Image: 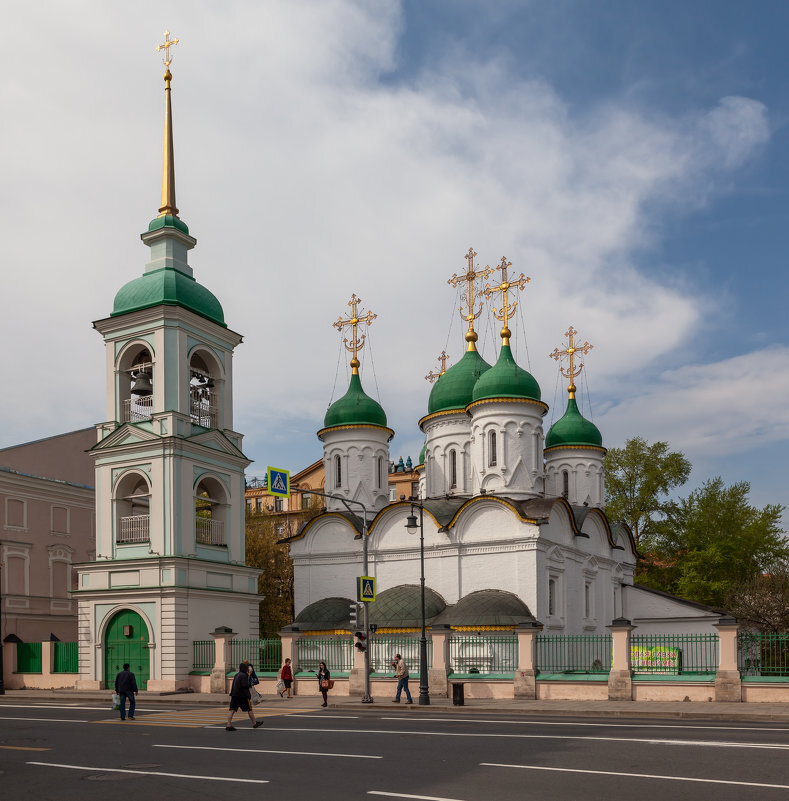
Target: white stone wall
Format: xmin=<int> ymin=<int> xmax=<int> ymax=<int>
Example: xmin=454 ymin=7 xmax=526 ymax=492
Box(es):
xmin=544 ymin=446 xmax=605 ymax=508
xmin=422 ymin=412 xmax=472 ymax=497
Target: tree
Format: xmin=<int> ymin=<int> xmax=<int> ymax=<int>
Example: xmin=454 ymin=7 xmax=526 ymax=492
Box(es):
xmin=639 ymin=478 xmax=788 ymax=608
xmin=245 ymin=497 xmax=321 ymax=637
xmin=604 ymin=436 xmax=691 ymax=547
xmin=726 ymin=561 xmax=789 ymax=633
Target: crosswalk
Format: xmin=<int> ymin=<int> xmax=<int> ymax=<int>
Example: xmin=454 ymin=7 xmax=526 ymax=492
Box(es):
xmin=94 ymin=706 xmax=303 ymax=728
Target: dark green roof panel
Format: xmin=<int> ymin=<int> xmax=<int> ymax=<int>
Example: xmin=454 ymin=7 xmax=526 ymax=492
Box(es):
xmin=323 ymin=373 xmax=387 ymax=429
xmin=427 ymin=349 xmax=491 ymax=414
xmin=545 ymin=397 xmax=603 ymax=449
xmin=471 ymin=343 xmax=541 ymax=402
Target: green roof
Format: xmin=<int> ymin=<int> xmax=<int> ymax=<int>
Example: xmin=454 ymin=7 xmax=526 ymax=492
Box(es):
xmin=323 ymin=373 xmax=387 ymax=429
xmin=471 ymin=343 xmax=540 ymax=403
xmin=112 ymin=266 xmax=226 ymax=326
xmin=427 ymin=349 xmax=491 ymax=414
xmin=368 ymin=584 xmax=447 ymax=627
xmin=148 ymin=214 xmax=190 ymax=235
xmin=432 ymin=589 xmax=535 ymax=627
xmin=418 ymin=442 xmax=426 ymax=466
xmin=545 ymin=397 xmax=603 ymax=449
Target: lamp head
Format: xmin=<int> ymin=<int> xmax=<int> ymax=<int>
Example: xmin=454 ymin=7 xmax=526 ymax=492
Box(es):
xmin=405 ymin=512 xmax=418 ymax=534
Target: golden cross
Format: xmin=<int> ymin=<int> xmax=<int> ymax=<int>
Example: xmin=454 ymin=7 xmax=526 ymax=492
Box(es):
xmin=156 ymin=30 xmax=179 ymax=71
xmin=332 ymin=294 xmax=377 ymax=375
xmin=549 ymin=325 xmax=593 ymax=399
xmin=425 ymin=350 xmax=450 ymax=383
xmin=484 ymin=257 xmax=530 ymax=346
xmin=447 ymin=247 xmax=494 ymax=351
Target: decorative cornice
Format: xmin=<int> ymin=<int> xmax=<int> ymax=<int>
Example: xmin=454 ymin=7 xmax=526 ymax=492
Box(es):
xmin=544 ymin=443 xmax=607 ymax=455
xmin=317 ymin=424 xmax=394 ymax=442
xmin=418 ymin=407 xmax=469 ymax=430
xmin=466 ymin=397 xmax=548 ymax=415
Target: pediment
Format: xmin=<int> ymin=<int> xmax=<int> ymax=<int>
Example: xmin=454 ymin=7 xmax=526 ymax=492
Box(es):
xmin=187 ymin=429 xmax=246 ymax=458
xmin=92 ymin=424 xmax=161 ymax=450
xmin=547 ymin=545 xmax=565 ymax=563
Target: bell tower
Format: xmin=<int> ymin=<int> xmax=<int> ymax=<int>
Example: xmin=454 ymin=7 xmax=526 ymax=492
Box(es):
xmin=76 ymin=34 xmax=261 ymax=692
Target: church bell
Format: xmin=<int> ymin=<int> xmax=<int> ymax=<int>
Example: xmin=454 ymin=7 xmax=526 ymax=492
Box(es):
xmin=131 ymin=370 xmax=153 ymax=397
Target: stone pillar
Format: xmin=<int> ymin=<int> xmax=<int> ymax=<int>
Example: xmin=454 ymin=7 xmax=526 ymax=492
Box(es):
xmin=3 ymin=639 xmax=21 ymax=690
xmin=209 ymin=626 xmax=236 ymax=694
xmin=42 ymin=640 xmax=54 ymax=685
xmin=428 ymin=625 xmax=451 ymax=698
xmin=349 ymin=634 xmax=366 ymax=696
xmin=714 ymin=616 xmax=742 ymax=702
xmin=279 ymin=630 xmax=299 ymax=695
xmin=607 ymin=617 xmax=634 ymax=701
xmin=514 ymin=621 xmax=542 ymax=698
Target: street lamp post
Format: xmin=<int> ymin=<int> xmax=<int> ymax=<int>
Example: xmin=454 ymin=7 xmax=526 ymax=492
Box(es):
xmin=405 ymin=499 xmax=430 ymax=705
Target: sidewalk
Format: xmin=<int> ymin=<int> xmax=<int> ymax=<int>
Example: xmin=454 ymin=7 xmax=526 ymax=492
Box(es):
xmin=3 ymin=688 xmax=789 ymax=722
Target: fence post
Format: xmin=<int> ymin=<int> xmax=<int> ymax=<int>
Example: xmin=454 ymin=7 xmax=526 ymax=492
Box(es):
xmin=279 ymin=630 xmax=299 ymax=695
xmin=714 ymin=616 xmax=741 ymax=702
xmin=348 ymin=631 xmax=367 ymax=697
xmin=42 ymin=640 xmax=55 ymax=686
xmin=607 ymin=617 xmax=634 ymax=701
xmin=515 ymin=621 xmax=542 ymax=698
xmin=428 ymin=625 xmax=450 ymax=698
xmin=209 ymin=626 xmax=236 ymax=694
xmin=3 ymin=639 xmax=21 ymax=689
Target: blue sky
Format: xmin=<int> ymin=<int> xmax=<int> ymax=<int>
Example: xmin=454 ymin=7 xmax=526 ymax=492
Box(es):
xmin=1 ymin=1 xmax=787 ymax=520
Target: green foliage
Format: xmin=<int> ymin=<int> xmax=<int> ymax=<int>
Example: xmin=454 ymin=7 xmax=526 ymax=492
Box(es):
xmin=726 ymin=561 xmax=789 ymax=633
xmin=604 ymin=436 xmax=691 ymax=547
xmin=639 ymin=478 xmax=788 ymax=608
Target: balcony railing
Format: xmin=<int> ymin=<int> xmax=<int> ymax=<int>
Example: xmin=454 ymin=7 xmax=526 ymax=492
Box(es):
xmin=196 ymin=517 xmax=226 ymax=547
xmin=123 ymin=396 xmax=153 ymax=423
xmin=118 ymin=515 xmax=150 ymax=544
xmin=190 ymin=397 xmax=217 ymax=429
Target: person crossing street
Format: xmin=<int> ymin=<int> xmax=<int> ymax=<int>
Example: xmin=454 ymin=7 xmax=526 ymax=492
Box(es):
xmin=392 ymin=653 xmax=413 ymax=704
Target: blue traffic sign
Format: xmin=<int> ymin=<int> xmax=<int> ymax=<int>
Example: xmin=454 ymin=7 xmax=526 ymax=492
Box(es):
xmin=267 ymin=466 xmax=290 ymax=498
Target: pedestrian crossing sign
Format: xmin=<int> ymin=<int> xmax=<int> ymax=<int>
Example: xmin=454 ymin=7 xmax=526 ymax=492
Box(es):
xmin=267 ymin=467 xmax=290 ymax=498
xmin=357 ymin=575 xmax=376 ymax=603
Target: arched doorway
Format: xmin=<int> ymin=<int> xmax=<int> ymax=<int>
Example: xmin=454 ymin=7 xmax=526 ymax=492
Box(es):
xmin=104 ymin=609 xmax=150 ymax=690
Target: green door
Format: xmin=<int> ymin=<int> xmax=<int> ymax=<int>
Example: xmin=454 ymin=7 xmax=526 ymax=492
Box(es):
xmin=104 ymin=609 xmax=150 ymax=690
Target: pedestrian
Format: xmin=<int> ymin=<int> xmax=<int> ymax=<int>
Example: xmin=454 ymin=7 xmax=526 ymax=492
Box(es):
xmin=392 ymin=653 xmax=413 ymax=704
xmin=317 ymin=661 xmax=331 ymax=707
xmin=226 ymin=661 xmax=264 ymax=731
xmin=115 ymin=662 xmax=138 ymax=721
xmin=279 ymin=657 xmax=293 ymax=698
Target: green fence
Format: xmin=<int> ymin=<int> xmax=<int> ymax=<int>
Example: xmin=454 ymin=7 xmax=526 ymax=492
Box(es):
xmin=192 ymin=640 xmax=216 ymax=670
xmin=16 ymin=642 xmax=42 ymax=673
xmin=229 ymin=639 xmax=282 ymax=672
xmin=448 ymin=635 xmax=518 ymax=675
xmin=631 ymin=633 xmax=718 ymax=675
xmin=53 ymin=641 xmax=78 ymax=673
xmin=738 ymin=632 xmax=789 ymax=677
xmin=369 ymin=636 xmax=432 ymax=674
xmin=536 ymin=634 xmax=612 ymax=674
xmin=297 ymin=636 xmax=354 ymax=674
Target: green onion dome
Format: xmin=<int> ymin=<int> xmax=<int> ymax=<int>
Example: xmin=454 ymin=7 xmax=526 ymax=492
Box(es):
xmin=471 ymin=343 xmax=541 ymax=402
xmin=323 ymin=373 xmax=387 ymax=429
xmin=427 ymin=349 xmax=492 ymax=414
xmin=545 ymin=397 xmax=603 ymax=449
xmin=418 ymin=442 xmax=426 ymax=466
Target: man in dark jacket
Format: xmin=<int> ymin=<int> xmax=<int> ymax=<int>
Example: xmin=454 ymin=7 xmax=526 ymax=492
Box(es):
xmin=226 ymin=662 xmax=264 ymax=731
xmin=114 ymin=663 xmax=138 ymax=721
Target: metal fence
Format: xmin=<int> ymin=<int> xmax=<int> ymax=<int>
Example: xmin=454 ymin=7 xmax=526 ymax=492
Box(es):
xmin=369 ymin=636 xmax=432 ymax=674
xmin=297 ymin=636 xmax=354 ymax=673
xmin=738 ymin=632 xmax=789 ymax=676
xmin=449 ymin=635 xmax=518 ymax=675
xmin=193 ymin=640 xmax=216 ymax=670
xmin=631 ymin=633 xmax=718 ymax=675
xmin=229 ymin=639 xmax=283 ymax=672
xmin=53 ymin=641 xmax=78 ymax=673
xmin=536 ymin=634 xmax=612 ymax=674
xmin=16 ymin=642 xmax=42 ymax=673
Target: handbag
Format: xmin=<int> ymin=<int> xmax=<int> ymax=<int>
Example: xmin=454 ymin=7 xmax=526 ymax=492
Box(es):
xmin=321 ymin=679 xmax=330 ymax=689
xmin=328 ymin=679 xmax=335 ymax=690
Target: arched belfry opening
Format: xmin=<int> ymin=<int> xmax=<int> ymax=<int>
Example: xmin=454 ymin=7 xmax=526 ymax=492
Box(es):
xmin=194 ymin=475 xmax=228 ymax=547
xmin=119 ymin=346 xmax=154 ymax=423
xmin=189 ymin=351 xmax=218 ymax=428
xmin=114 ymin=472 xmax=151 ymax=546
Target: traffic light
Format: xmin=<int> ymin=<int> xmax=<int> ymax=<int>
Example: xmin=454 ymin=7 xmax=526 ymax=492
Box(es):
xmin=349 ymin=602 xmax=358 ymax=629
xmin=354 ymin=631 xmax=367 ymax=653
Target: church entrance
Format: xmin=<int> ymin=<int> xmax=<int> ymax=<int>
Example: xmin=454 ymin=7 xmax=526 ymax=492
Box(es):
xmin=104 ymin=609 xmax=150 ymax=690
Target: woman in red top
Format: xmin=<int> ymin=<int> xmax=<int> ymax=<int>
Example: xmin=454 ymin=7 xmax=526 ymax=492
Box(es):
xmin=279 ymin=658 xmax=294 ymax=698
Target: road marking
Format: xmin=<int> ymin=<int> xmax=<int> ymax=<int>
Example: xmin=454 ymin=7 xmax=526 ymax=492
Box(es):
xmin=0 ymin=716 xmax=89 ymax=723
xmin=480 ymin=762 xmax=789 ymax=790
xmin=260 ymin=726 xmax=789 ymax=749
xmin=369 ymin=793 xmax=467 ymax=800
xmin=0 ymin=746 xmax=51 ymax=752
xmin=377 ymin=717 xmax=789 ymax=733
xmin=155 ymin=744 xmax=381 ymax=759
xmin=27 ymin=762 xmax=269 ymax=784
xmin=91 ymin=706 xmax=304 ymax=728
xmin=291 ymin=714 xmax=360 ymax=719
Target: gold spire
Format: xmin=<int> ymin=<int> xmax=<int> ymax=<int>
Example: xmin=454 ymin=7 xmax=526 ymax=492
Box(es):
xmin=333 ymin=294 xmax=377 ymax=375
xmin=484 ymin=257 xmax=530 ymax=346
xmin=425 ymin=350 xmax=450 ymax=383
xmin=549 ymin=325 xmax=593 ymax=399
xmin=156 ymin=30 xmax=180 ymax=217
xmin=448 ymin=247 xmax=494 ymax=352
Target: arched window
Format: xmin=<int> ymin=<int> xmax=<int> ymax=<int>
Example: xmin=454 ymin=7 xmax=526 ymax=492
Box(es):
xmin=449 ymin=450 xmax=457 ymax=489
xmin=194 ymin=476 xmax=228 ymax=547
xmin=335 ymin=455 xmax=342 ymax=488
xmin=488 ymin=431 xmax=497 ymax=467
xmin=114 ymin=473 xmax=151 ymax=545
xmin=562 ymin=470 xmax=569 ymax=498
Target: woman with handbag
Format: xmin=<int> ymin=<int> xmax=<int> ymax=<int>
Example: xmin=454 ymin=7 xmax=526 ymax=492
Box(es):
xmin=317 ymin=661 xmax=331 ymax=707
xmin=278 ymin=658 xmax=293 ymax=698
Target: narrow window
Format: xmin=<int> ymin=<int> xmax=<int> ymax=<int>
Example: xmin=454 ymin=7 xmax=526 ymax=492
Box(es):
xmin=335 ymin=455 xmax=342 ymax=488
xmin=584 ymin=582 xmax=591 ymax=619
xmin=488 ymin=431 xmax=497 ymax=467
xmin=274 ymin=497 xmax=283 ymax=513
xmin=562 ymin=470 xmax=569 ymax=498
xmin=449 ymin=450 xmax=457 ymax=489
xmin=548 ymin=579 xmax=556 ymax=616
xmin=377 ymin=456 xmax=383 ymax=490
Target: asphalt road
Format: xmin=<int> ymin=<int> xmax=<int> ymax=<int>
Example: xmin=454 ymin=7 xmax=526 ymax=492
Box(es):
xmin=2 ymin=700 xmax=789 ymax=800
